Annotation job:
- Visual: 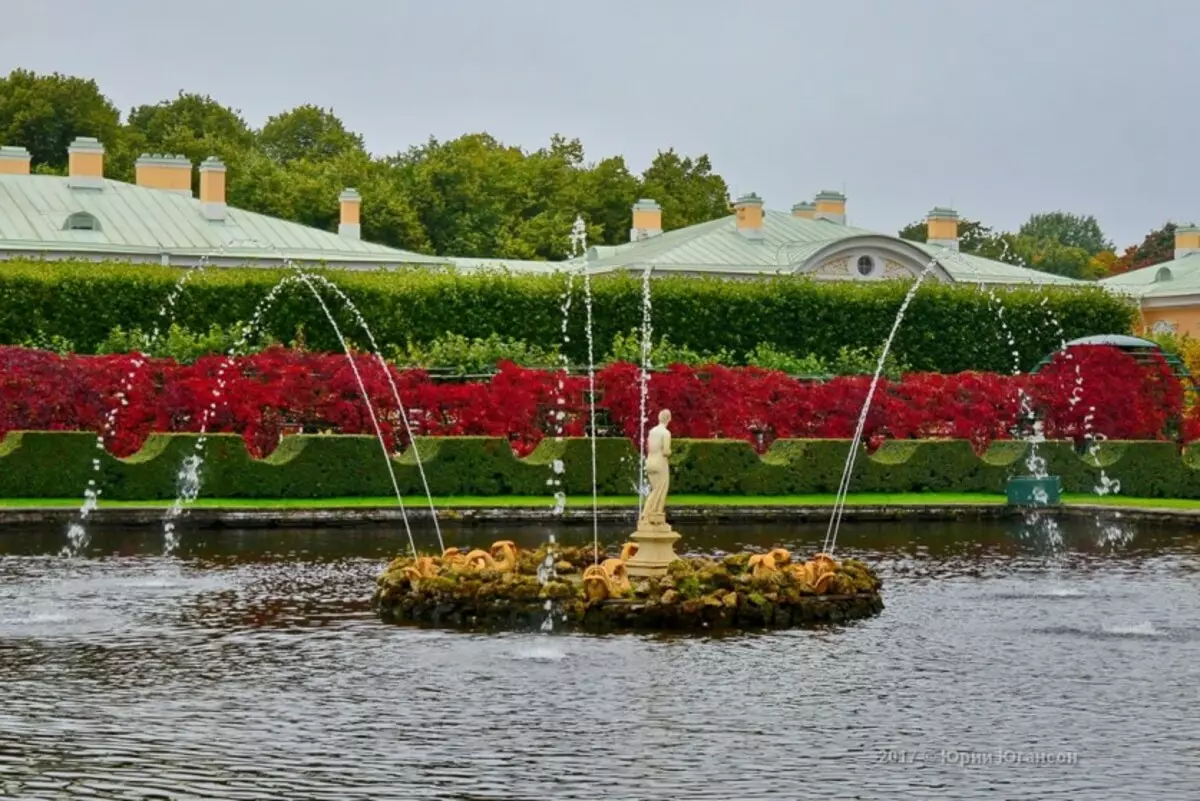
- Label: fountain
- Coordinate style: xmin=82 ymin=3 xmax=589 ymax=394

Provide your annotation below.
xmin=374 ymin=403 xmax=884 ymax=632
xmin=64 ymin=255 xmax=446 ymax=560
xmin=823 ymin=259 xmax=938 ymax=556
xmin=983 ymin=286 xmax=1063 ymax=509
xmin=373 ymin=218 xmax=887 ymax=633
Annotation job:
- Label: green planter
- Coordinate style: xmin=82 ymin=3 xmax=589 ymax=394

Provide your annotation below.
xmin=1005 ymin=475 xmax=1062 ymax=507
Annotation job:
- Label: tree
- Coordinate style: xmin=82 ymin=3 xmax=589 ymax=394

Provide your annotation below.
xmin=1088 ymin=249 xmax=1119 ymax=278
xmin=574 ymin=155 xmax=640 ymax=246
xmin=390 ymin=133 xmax=533 ymax=258
xmin=898 ymin=218 xmax=1022 ymax=264
xmin=118 ymin=92 xmax=257 ymax=181
xmin=126 ymin=92 xmax=255 ymax=151
xmin=386 ymin=132 xmax=654 ymax=259
xmin=1108 ymin=222 xmax=1177 ymax=276
xmin=0 ymin=70 xmax=738 ymax=260
xmin=1010 ymin=236 xmax=1095 ymax=279
xmin=638 ymin=150 xmax=730 ymax=231
xmin=259 ymin=105 xmax=365 ymax=164
xmin=270 ymin=149 xmax=429 ymax=252
xmin=1018 ymin=211 xmax=1112 ymax=256
xmin=0 ymin=69 xmax=122 ymax=169
xmin=221 ymin=147 xmax=299 ymax=222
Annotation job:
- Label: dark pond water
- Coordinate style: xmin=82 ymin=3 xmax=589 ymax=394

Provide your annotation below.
xmin=1 ymin=516 xmax=1198 ymax=800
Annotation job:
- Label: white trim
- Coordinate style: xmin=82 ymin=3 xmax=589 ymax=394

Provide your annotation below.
xmin=789 ymin=235 xmax=955 ymax=283
xmin=1141 ymin=293 xmax=1200 ymax=308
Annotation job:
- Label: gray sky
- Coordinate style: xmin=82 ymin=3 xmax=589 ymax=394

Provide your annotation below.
xmin=3 ymin=0 xmax=1195 ymax=248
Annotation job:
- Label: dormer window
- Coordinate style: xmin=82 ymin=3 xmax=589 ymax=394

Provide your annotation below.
xmin=1155 ymin=267 xmax=1173 ymax=283
xmin=63 ymin=211 xmax=100 ymax=231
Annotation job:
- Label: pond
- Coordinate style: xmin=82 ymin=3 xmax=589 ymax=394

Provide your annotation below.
xmin=1 ymin=517 xmax=1197 ymax=800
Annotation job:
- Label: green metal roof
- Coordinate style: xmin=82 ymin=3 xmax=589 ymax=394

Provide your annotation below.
xmin=585 ymin=208 xmax=1082 ymax=285
xmin=586 ymin=210 xmax=875 ymax=272
xmin=1099 ymin=252 xmax=1200 ymax=299
xmin=0 ymin=174 xmax=444 ymax=266
xmin=914 ymin=244 xmax=1080 ymax=285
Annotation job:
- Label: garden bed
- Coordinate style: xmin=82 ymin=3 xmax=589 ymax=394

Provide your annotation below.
xmin=373 ymin=542 xmax=884 ymax=633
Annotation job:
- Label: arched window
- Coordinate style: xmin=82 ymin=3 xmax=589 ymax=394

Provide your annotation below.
xmin=63 ymin=212 xmax=100 ymax=231
xmin=1151 ymin=320 xmax=1176 ymax=334
xmin=856 ymin=255 xmax=876 ymax=277
xmin=1155 ymin=266 xmax=1173 ymax=282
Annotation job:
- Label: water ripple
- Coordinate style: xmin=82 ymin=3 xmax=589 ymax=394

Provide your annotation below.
xmin=0 ymin=518 xmax=1196 ymax=800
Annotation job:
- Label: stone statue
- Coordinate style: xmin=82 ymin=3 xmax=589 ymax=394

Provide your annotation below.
xmin=626 ymin=409 xmax=680 ymax=578
xmin=640 ymin=409 xmax=672 ymax=524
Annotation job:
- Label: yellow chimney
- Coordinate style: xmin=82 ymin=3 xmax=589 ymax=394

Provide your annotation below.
xmin=926 ymin=207 xmax=960 ymax=250
xmin=339 ymin=188 xmax=361 ymax=239
xmin=67 ymin=136 xmax=105 ymax=188
xmin=0 ymin=145 xmax=31 ymax=175
xmin=630 ymin=199 xmax=662 ymax=241
xmin=135 ymin=153 xmax=192 ymax=195
xmin=791 ymin=201 xmax=815 ymax=219
xmin=199 ymin=157 xmax=227 ymax=221
xmin=734 ymin=193 xmax=764 ymax=239
xmin=1175 ymin=224 xmax=1200 ymax=259
xmin=814 ymin=190 xmax=846 ymax=224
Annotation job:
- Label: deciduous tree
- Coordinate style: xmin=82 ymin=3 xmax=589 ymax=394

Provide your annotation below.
xmin=1108 ymin=223 xmax=1178 ymax=276
xmin=260 ymin=105 xmax=364 ymax=164
xmin=638 ymin=150 xmax=731 ymax=231
xmin=1018 ymin=211 xmax=1112 ymax=256
xmin=0 ymin=69 xmax=121 ymax=170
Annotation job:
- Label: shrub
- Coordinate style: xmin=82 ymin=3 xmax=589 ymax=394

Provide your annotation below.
xmin=744 ymin=343 xmax=829 ymax=376
xmin=829 ymin=344 xmax=910 ymax=379
xmin=0 ymin=260 xmax=1136 ymax=373
xmin=0 ymin=345 xmax=1179 ymax=460
xmin=4 ymin=431 xmax=1200 ymax=499
xmin=392 ymin=332 xmax=561 ymax=373
xmin=604 ymin=328 xmax=734 ymax=367
xmin=18 ymin=330 xmax=76 ymax=355
xmin=95 ymin=322 xmax=276 ymax=363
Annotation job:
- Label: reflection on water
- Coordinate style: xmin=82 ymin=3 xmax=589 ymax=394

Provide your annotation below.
xmin=1 ymin=518 xmax=1198 ymax=800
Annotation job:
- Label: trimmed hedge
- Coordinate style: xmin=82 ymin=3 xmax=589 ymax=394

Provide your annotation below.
xmin=0 ymin=260 xmax=1135 ymax=373
xmin=0 ymin=432 xmax=1197 ymax=499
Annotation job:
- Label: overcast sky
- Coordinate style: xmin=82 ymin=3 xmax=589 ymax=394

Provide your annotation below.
xmin=3 ymin=0 xmax=1195 ymax=247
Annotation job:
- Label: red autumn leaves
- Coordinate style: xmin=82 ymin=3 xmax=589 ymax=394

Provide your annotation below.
xmin=0 ymin=344 xmax=1186 ymax=457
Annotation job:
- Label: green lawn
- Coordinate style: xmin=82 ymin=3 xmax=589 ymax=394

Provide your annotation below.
xmin=1 ymin=493 xmax=1199 ymax=510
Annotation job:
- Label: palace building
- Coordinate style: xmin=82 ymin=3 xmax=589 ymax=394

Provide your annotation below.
xmin=0 ymin=136 xmax=1079 ymax=287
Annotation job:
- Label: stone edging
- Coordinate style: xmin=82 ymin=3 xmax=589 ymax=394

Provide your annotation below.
xmin=0 ymin=503 xmax=1194 ymax=529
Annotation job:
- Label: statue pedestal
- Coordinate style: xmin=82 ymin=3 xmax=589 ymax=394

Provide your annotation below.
xmin=624 ymin=514 xmax=680 ymax=578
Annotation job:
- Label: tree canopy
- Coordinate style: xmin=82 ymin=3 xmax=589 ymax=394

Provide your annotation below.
xmin=0 ymin=70 xmax=121 ymax=171
xmin=1107 ymin=222 xmax=1178 ymax=276
xmin=0 ymin=69 xmax=732 ymax=258
xmin=1018 ymin=212 xmax=1112 ymax=256
xmin=0 ymin=69 xmax=1176 ymax=274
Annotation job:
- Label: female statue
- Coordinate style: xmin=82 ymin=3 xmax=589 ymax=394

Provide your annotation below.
xmin=640 ymin=409 xmax=672 ymax=523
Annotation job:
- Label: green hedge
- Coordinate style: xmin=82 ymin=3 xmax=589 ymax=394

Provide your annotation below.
xmin=1 ymin=432 xmax=1196 ymax=499
xmin=0 ymin=260 xmax=1135 ymax=373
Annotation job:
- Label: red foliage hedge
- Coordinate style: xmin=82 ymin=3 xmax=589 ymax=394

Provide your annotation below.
xmin=0 ymin=345 xmax=1186 ymax=458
